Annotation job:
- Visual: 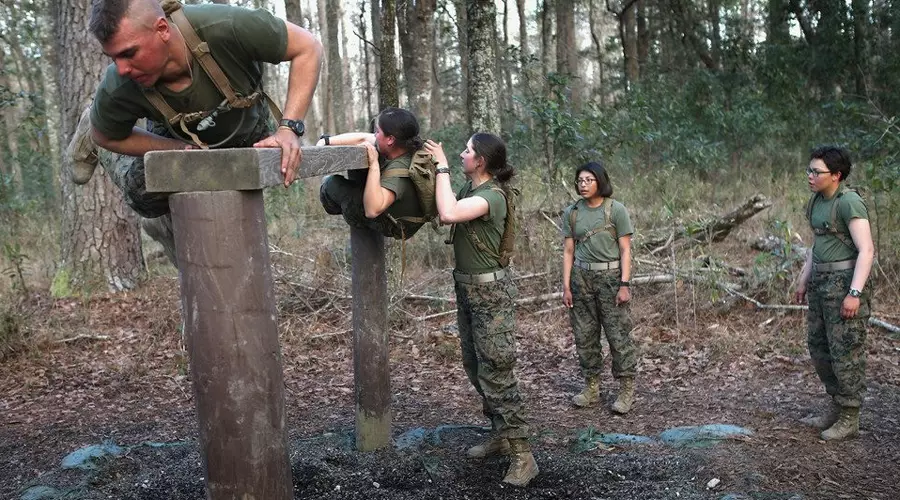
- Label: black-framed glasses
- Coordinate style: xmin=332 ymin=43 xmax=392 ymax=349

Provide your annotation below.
xmin=575 ymin=178 xmax=596 ymax=186
xmin=806 ymin=167 xmax=831 ymax=178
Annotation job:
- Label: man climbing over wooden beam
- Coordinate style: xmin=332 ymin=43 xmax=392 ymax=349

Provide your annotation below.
xmin=74 ymin=0 xmax=323 ymax=267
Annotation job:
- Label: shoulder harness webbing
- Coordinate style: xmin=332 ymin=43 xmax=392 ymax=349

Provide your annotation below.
xmin=143 ymin=0 xmax=283 ymax=148
xmin=569 ymin=198 xmax=617 ymax=245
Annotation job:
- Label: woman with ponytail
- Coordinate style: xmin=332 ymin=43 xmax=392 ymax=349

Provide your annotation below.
xmin=318 ymin=107 xmax=426 ymax=239
xmin=424 ymin=133 xmax=538 ymax=488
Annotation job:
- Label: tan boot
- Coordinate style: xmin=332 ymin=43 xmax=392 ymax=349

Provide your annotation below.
xmin=800 ymin=402 xmax=841 ymax=430
xmin=571 ymin=376 xmax=601 ymax=407
xmin=821 ymin=407 xmax=860 ymax=441
xmin=611 ymin=377 xmax=635 ymax=414
xmin=502 ymin=438 xmax=539 ymax=487
xmin=466 ymin=436 xmax=510 ymax=458
xmin=69 ymin=106 xmax=99 ymax=185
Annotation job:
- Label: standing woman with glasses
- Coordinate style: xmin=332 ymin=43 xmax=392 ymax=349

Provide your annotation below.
xmin=562 ymin=161 xmax=638 ymax=414
xmin=423 ymin=134 xmax=538 ymax=487
xmin=795 ymin=146 xmax=874 ymax=441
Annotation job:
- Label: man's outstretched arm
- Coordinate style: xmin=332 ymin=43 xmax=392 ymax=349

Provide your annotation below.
xmin=254 ymin=21 xmax=323 ymax=186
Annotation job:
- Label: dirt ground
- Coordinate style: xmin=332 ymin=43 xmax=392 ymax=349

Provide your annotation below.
xmin=2 ymin=270 xmax=899 ymax=500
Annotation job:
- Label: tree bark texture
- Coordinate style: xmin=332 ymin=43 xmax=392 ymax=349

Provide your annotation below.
xmin=622 ymin=2 xmax=639 ymax=86
xmin=466 ymin=0 xmax=500 ymax=135
xmin=326 ymin=0 xmax=346 ymax=131
xmin=379 ymin=0 xmax=400 ymax=109
xmin=452 ymin=0 xmax=469 ymax=114
xmin=539 ymin=0 xmax=554 ymax=81
xmin=516 ymin=0 xmax=528 ymax=58
xmin=555 ymin=0 xmax=578 ymax=100
xmin=51 ymin=0 xmax=143 ymax=294
xmin=396 ymin=0 xmax=436 ymax=130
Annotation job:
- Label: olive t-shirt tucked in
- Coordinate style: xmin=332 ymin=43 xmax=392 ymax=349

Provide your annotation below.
xmin=90 ymin=4 xmax=288 ymax=146
xmin=810 ymin=190 xmax=868 ymax=263
xmin=453 ymin=180 xmax=507 ymax=273
xmin=562 ymin=198 xmax=634 ymax=263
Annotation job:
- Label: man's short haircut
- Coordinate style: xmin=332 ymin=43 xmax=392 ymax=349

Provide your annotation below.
xmin=90 ymin=0 xmax=165 ymax=43
xmin=90 ymin=0 xmax=132 ymax=43
xmin=810 ymin=145 xmax=853 ymax=181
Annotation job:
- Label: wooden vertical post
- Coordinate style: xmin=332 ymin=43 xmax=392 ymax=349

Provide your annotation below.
xmin=144 ymin=146 xmax=393 ymax=495
xmin=350 ymin=224 xmax=391 ymax=451
xmin=169 ymin=190 xmax=292 ymax=500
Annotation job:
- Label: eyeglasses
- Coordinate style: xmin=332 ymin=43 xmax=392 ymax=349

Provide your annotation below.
xmin=806 ymin=167 xmax=831 ymax=178
xmin=575 ymin=178 xmax=596 ymax=186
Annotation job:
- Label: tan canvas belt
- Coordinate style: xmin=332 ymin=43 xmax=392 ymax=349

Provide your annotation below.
xmin=453 ymin=269 xmax=507 ymax=284
xmin=813 ymin=259 xmax=856 ymax=272
xmin=574 ymin=260 xmax=620 ymax=271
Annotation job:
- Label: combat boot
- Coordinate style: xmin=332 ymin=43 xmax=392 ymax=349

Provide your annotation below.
xmin=466 ymin=436 xmax=510 ymax=458
xmin=611 ymin=377 xmax=635 ymax=414
xmin=502 ymin=438 xmax=539 ymax=487
xmin=800 ymin=402 xmax=841 ymax=430
xmin=821 ymin=407 xmax=860 ymax=441
xmin=69 ymin=106 xmax=99 ymax=185
xmin=571 ymin=376 xmax=600 ymax=407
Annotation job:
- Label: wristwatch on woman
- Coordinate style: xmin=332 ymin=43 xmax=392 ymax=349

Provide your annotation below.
xmin=848 ymin=288 xmax=862 ymax=298
xmin=436 ymin=165 xmax=450 ymax=175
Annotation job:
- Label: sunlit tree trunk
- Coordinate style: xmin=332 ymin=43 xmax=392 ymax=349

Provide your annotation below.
xmin=51 ymin=0 xmax=143 ymax=294
xmin=379 ymin=0 xmax=400 ymax=108
xmin=466 ymin=0 xmax=500 ymax=134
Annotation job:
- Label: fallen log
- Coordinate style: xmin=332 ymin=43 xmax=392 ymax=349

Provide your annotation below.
xmin=640 ymin=194 xmax=772 ymax=250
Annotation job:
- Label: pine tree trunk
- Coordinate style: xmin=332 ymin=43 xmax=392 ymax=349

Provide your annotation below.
xmin=516 ymin=0 xmax=528 ymax=58
xmin=379 ymin=0 xmax=400 ymax=108
xmin=397 ymin=0 xmax=435 ymax=130
xmin=325 ymin=0 xmax=346 ymax=131
xmin=622 ymin=3 xmax=639 ymax=87
xmin=466 ymin=0 xmax=500 ymax=134
xmin=51 ymin=0 xmax=143 ymax=294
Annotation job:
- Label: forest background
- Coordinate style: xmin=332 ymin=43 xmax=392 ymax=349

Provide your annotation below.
xmin=1 ymin=0 xmax=899 ymax=304
xmin=1 ymin=0 xmax=900 ymax=497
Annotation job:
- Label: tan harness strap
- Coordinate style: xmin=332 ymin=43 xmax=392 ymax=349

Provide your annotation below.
xmin=142 ymin=89 xmax=182 ymax=124
xmin=570 ymin=198 xmax=616 ymax=245
xmin=169 ymin=8 xmax=248 ymax=107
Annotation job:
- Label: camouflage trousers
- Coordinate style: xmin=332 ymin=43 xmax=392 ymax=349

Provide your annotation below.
xmin=455 ymin=275 xmax=529 ymax=439
xmin=319 ymin=173 xmax=422 ymax=240
xmin=569 ymin=266 xmax=637 ymax=379
xmin=102 ymin=115 xmax=273 ymax=219
xmin=807 ymin=268 xmax=870 ymax=408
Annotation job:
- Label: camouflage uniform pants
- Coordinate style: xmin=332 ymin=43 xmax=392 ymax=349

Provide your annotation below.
xmin=319 ymin=173 xmax=421 ymax=240
xmin=807 ymin=268 xmax=870 ymax=408
xmin=569 ymin=266 xmax=637 ymax=379
xmin=455 ymin=275 xmax=529 ymax=439
xmin=102 ymin=115 xmax=273 ymax=219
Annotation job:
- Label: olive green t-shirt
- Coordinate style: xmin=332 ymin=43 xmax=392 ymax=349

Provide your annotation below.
xmin=562 ymin=198 xmax=634 ymax=263
xmin=810 ymin=189 xmax=868 ymax=263
xmin=453 ymin=180 xmax=507 ymax=273
xmin=90 ymin=4 xmax=288 ymax=146
xmin=380 ymin=154 xmax=423 ymax=228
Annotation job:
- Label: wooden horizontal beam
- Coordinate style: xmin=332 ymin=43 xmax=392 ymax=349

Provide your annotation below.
xmin=144 ymin=146 xmax=368 ymax=193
